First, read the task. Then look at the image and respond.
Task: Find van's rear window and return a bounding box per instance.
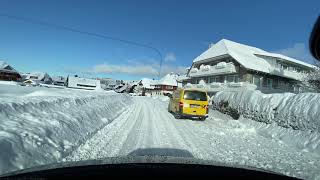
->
[183,91,207,101]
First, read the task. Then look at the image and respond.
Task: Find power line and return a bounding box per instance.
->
[0,12,163,78]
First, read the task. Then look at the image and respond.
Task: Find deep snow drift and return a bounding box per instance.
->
[0,84,133,174]
[213,90,320,132]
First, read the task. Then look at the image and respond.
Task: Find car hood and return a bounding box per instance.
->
[1,155,282,177]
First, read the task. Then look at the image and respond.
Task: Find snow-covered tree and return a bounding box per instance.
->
[302,62,320,92]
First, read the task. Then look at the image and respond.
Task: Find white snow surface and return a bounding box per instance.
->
[65,97,320,179]
[0,81,19,86]
[1,87,320,179]
[0,84,132,174]
[213,90,320,133]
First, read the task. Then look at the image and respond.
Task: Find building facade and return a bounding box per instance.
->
[52,76,66,86]
[183,39,315,94]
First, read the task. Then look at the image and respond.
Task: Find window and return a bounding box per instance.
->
[215,76,225,83]
[262,78,267,87]
[227,75,239,83]
[209,77,215,83]
[279,80,286,88]
[200,77,208,83]
[282,65,288,70]
[273,79,279,89]
[208,76,223,83]
[253,75,261,87]
[267,78,273,88]
[77,84,96,88]
[183,90,207,101]
[262,78,272,88]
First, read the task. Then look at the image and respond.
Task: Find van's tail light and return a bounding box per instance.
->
[206,105,209,114]
[179,102,183,113]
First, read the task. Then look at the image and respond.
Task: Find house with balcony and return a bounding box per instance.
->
[185,39,315,93]
[153,73,179,95]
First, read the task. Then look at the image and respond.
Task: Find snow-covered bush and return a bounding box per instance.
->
[198,79,206,85]
[298,62,320,93]
[275,93,320,131]
[213,90,320,132]
[302,65,320,92]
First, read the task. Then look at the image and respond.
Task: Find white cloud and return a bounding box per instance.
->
[90,61,187,77]
[160,65,187,75]
[92,64,159,76]
[274,43,316,64]
[164,53,176,62]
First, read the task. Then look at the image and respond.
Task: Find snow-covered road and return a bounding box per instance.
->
[66,96,320,179]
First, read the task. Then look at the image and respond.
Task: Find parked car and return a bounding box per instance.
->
[168,88,209,120]
[163,92,172,97]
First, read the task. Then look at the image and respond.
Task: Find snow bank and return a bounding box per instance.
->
[151,95,169,102]
[0,81,19,86]
[239,117,320,154]
[0,84,133,174]
[275,93,320,131]
[213,90,320,132]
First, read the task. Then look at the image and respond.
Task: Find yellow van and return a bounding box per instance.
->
[168,88,209,120]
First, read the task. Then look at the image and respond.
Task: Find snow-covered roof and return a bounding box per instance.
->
[25,72,51,81]
[154,73,178,86]
[192,39,315,74]
[140,78,155,89]
[177,74,190,82]
[52,76,66,82]
[128,81,139,86]
[0,61,8,69]
[0,61,20,74]
[115,84,129,93]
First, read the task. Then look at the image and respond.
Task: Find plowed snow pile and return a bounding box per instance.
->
[0,84,133,174]
[213,90,320,132]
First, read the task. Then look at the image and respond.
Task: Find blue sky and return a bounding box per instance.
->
[0,0,319,80]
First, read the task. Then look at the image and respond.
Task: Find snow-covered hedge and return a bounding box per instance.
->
[0,85,133,174]
[212,90,320,132]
